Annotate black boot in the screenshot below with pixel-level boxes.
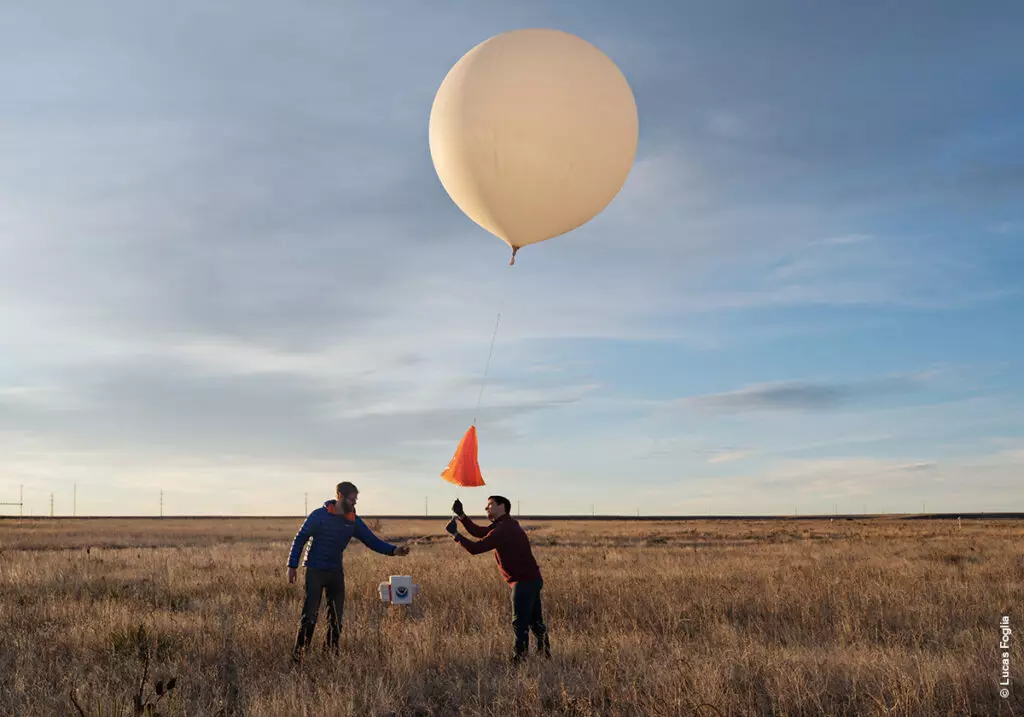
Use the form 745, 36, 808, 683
511, 636, 529, 666
534, 631, 551, 658
293, 623, 314, 664
325, 622, 341, 655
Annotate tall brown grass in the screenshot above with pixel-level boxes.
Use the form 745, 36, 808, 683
1, 517, 1021, 716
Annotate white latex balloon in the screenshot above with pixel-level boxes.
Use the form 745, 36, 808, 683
429, 28, 638, 263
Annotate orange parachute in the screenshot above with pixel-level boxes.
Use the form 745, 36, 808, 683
440, 425, 486, 487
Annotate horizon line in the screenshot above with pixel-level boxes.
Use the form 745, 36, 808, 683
1, 512, 1021, 521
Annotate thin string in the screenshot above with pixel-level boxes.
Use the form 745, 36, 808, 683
472, 307, 502, 426
472, 263, 512, 426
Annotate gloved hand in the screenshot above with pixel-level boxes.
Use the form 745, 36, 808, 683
445, 517, 460, 536
452, 498, 465, 516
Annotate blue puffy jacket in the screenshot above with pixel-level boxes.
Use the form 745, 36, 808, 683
287, 500, 397, 570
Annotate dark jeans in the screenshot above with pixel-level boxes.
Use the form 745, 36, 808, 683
511, 578, 549, 658
294, 568, 345, 654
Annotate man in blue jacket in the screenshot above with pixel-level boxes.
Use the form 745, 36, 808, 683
287, 481, 409, 661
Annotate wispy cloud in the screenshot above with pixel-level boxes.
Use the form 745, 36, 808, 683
674, 372, 935, 414
705, 449, 752, 464
657, 448, 1024, 514
990, 221, 1023, 235
812, 233, 874, 246
0, 385, 88, 411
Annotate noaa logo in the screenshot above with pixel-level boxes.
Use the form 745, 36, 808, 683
395, 586, 409, 599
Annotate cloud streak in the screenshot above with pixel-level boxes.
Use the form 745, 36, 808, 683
675, 373, 935, 414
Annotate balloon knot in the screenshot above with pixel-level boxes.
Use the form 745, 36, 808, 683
509, 246, 518, 266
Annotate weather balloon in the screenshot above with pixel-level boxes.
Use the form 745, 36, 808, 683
429, 28, 639, 264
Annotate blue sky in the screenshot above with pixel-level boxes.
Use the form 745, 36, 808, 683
1, 1, 1021, 516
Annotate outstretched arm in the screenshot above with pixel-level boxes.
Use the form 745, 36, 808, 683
287, 512, 318, 568
354, 517, 399, 556
453, 525, 504, 555
458, 515, 492, 538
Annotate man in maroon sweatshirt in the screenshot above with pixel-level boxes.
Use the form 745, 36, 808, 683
446, 495, 550, 663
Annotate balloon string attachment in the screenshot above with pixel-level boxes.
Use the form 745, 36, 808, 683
509, 246, 518, 266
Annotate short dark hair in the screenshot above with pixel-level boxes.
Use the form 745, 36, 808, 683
488, 495, 511, 515
336, 481, 358, 496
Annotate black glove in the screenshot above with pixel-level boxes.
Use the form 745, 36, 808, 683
452, 499, 464, 517
445, 517, 459, 536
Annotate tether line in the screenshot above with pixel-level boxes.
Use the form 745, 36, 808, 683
473, 302, 503, 426
472, 263, 513, 426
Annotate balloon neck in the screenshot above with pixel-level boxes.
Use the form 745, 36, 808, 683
509, 246, 519, 266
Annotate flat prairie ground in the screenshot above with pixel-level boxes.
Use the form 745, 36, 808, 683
1, 516, 1022, 716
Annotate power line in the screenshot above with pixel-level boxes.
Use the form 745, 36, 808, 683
0, 484, 24, 516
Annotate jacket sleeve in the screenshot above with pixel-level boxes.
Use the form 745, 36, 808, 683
454, 522, 504, 555
459, 515, 492, 538
354, 517, 398, 556
287, 512, 318, 568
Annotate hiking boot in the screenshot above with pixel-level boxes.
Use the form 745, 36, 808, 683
534, 632, 551, 658
510, 641, 529, 667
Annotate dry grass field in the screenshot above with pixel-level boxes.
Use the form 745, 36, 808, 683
1, 515, 1022, 716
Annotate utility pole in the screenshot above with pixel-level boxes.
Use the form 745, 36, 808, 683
518, 499, 521, 516
425, 496, 428, 517
74, 484, 77, 517
591, 502, 595, 517
50, 493, 54, 517
304, 492, 308, 515
160, 489, 164, 518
